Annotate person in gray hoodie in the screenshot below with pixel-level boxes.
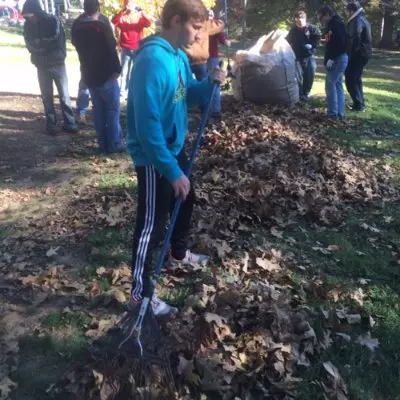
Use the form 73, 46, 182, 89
22, 0, 78, 135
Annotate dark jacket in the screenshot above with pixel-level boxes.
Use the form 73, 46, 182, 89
22, 0, 66, 68
324, 15, 347, 65
346, 9, 372, 61
71, 13, 122, 88
286, 24, 321, 60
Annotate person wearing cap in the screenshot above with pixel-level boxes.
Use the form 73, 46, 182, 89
22, 0, 78, 135
71, 0, 124, 153
112, 1, 152, 99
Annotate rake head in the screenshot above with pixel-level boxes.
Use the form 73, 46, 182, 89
93, 303, 177, 398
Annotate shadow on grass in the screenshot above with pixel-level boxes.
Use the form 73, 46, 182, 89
10, 334, 88, 400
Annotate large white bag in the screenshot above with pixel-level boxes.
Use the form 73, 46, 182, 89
232, 30, 299, 105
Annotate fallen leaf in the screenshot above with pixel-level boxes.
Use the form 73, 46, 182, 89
204, 312, 227, 327
96, 267, 107, 276
356, 333, 379, 351
255, 257, 281, 272
270, 227, 284, 239
46, 246, 60, 257
112, 289, 126, 304
346, 314, 362, 325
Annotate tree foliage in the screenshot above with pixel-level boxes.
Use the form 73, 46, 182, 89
100, 0, 216, 20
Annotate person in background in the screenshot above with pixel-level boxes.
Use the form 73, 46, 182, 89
208, 9, 230, 120
344, 1, 372, 112
317, 5, 348, 120
112, 1, 152, 99
286, 9, 321, 101
71, 0, 124, 153
126, 0, 225, 315
183, 9, 224, 81
22, 0, 78, 135
76, 78, 90, 124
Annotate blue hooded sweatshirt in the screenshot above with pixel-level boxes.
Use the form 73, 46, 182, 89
126, 35, 212, 183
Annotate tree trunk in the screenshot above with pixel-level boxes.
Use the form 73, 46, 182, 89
241, 0, 248, 43
379, 10, 395, 48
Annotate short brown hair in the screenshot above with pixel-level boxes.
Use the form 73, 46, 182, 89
295, 10, 306, 19
161, 0, 208, 29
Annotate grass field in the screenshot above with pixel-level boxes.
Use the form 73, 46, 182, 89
1, 26, 400, 399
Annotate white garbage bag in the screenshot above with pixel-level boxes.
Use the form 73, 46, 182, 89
232, 30, 299, 105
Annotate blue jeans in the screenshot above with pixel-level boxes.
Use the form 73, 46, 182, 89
120, 47, 135, 97
297, 56, 317, 98
37, 64, 76, 129
191, 63, 208, 81
207, 57, 221, 113
76, 78, 90, 117
325, 54, 349, 118
89, 79, 124, 153
345, 57, 368, 110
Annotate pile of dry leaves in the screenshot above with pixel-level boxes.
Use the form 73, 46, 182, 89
194, 97, 397, 230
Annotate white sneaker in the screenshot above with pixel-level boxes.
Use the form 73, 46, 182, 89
169, 250, 209, 266
151, 295, 178, 316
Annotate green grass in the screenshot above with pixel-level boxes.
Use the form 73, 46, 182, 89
0, 26, 80, 64
98, 171, 137, 191
87, 227, 131, 266
42, 310, 91, 330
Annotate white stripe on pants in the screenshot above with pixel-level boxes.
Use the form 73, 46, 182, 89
132, 166, 156, 300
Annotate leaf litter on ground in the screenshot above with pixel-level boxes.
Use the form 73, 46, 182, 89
1, 97, 398, 399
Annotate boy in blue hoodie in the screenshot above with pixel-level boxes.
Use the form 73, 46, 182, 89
127, 0, 225, 316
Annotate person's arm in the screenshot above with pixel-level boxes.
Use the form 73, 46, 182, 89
111, 11, 123, 28
330, 20, 347, 59
286, 28, 294, 47
207, 19, 225, 36
138, 12, 152, 28
70, 20, 77, 47
217, 32, 228, 46
309, 25, 321, 49
132, 56, 183, 183
182, 54, 213, 108
23, 24, 43, 54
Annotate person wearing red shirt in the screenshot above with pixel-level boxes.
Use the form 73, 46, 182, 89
112, 1, 152, 99
208, 10, 230, 120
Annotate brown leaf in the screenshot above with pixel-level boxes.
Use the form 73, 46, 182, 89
255, 257, 281, 272
204, 312, 227, 327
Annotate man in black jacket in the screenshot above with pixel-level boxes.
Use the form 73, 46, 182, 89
22, 0, 78, 135
287, 10, 321, 100
71, 0, 124, 153
318, 5, 348, 119
345, 1, 372, 112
